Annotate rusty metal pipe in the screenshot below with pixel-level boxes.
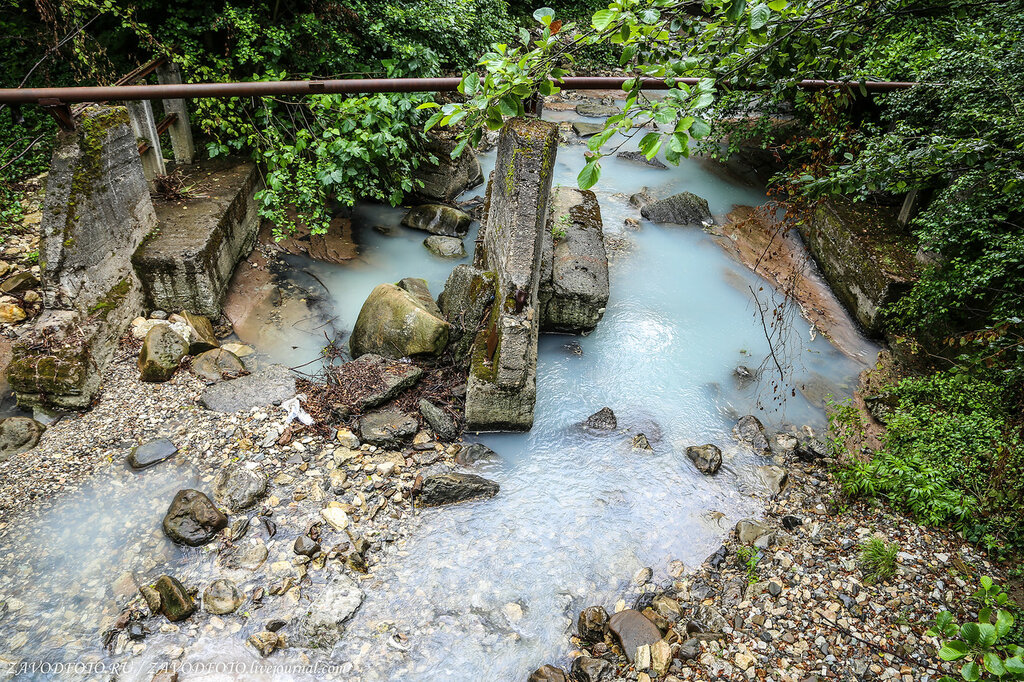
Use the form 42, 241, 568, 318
0, 76, 922, 105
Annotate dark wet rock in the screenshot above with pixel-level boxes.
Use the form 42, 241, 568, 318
293, 535, 320, 557
203, 578, 243, 615
162, 489, 228, 546
576, 101, 621, 117
686, 444, 722, 475
582, 407, 617, 431
248, 630, 283, 657
0, 416, 45, 460
349, 283, 450, 359
358, 408, 419, 448
572, 121, 605, 138
795, 436, 829, 461
735, 415, 771, 456
736, 519, 772, 546
455, 442, 498, 466
608, 608, 662, 663
782, 515, 803, 530
330, 354, 423, 411
128, 622, 146, 640
191, 348, 244, 382
176, 311, 219, 354
212, 465, 267, 511
266, 619, 286, 632
577, 605, 609, 642
200, 364, 296, 413
228, 516, 250, 541
128, 437, 177, 469
138, 325, 188, 382
616, 150, 667, 169
424, 235, 466, 259
757, 465, 789, 495
528, 665, 569, 682
289, 574, 364, 649
410, 137, 484, 203
570, 655, 613, 682
419, 399, 459, 441
402, 204, 472, 237
154, 575, 194, 622
417, 473, 499, 506
708, 544, 728, 569
640, 191, 713, 226
734, 365, 756, 383
678, 637, 701, 660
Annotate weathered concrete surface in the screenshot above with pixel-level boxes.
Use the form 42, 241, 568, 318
539, 187, 609, 334
799, 198, 919, 336
465, 118, 558, 432
438, 264, 496, 364
12, 105, 148, 409
133, 159, 262, 318
410, 137, 484, 203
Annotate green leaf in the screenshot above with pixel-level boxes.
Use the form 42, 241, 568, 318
979, 623, 998, 647
1004, 656, 1024, 674
592, 9, 616, 30
416, 102, 440, 110
939, 640, 969, 661
725, 0, 746, 22
981, 576, 994, 591
638, 132, 662, 160
690, 118, 711, 139
533, 7, 554, 25
768, 0, 786, 9
462, 72, 480, 97
749, 3, 770, 30
425, 111, 444, 131
983, 652, 1007, 677
997, 610, 1014, 637
578, 158, 601, 190
961, 661, 981, 682
961, 623, 982, 645
587, 127, 617, 151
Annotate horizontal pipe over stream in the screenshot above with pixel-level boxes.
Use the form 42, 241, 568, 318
0, 76, 923, 105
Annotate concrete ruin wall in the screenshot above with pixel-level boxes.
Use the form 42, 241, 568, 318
465, 118, 558, 431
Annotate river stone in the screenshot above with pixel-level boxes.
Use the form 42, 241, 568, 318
736, 415, 771, 455
224, 539, 268, 570
176, 311, 219, 354
571, 121, 605, 138
154, 575, 194, 622
576, 101, 621, 117
248, 630, 283, 657
686, 444, 722, 475
321, 506, 350, 531
349, 283, 450, 359
0, 302, 26, 323
736, 519, 772, 546
203, 578, 243, 615
757, 465, 789, 495
289, 574, 364, 649
577, 605, 609, 642
221, 342, 254, 358
411, 137, 484, 203
424, 235, 466, 258
417, 473, 499, 506
608, 609, 662, 663
0, 416, 45, 460
138, 324, 188, 382
330, 353, 423, 411
128, 437, 177, 469
200, 364, 296, 412
528, 665, 569, 682
570, 655, 613, 682
293, 535, 321, 557
212, 465, 267, 511
631, 433, 653, 451
358, 408, 418, 447
455, 442, 498, 466
640, 191, 713, 226
191, 348, 245, 382
419, 399, 458, 441
162, 489, 228, 546
396, 277, 443, 318
582, 407, 617, 431
617, 151, 668, 169
0, 272, 39, 294
402, 204, 472, 237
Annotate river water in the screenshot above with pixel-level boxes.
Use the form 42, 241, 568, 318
0, 117, 875, 680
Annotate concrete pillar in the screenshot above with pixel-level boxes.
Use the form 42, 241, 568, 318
897, 188, 919, 227
156, 61, 195, 165
126, 100, 166, 184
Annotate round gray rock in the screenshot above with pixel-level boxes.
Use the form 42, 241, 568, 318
128, 437, 177, 469
203, 578, 243, 615
686, 443, 722, 475
424, 235, 466, 259
212, 465, 267, 511
0, 416, 45, 460
192, 348, 245, 382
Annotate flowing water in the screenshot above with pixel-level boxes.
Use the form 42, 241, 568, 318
0, 119, 876, 680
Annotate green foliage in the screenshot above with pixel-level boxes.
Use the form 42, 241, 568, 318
858, 537, 899, 584
929, 578, 1024, 681
735, 545, 760, 584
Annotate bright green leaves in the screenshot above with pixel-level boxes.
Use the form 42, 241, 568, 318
638, 132, 662, 160
533, 7, 555, 26
749, 3, 771, 30
592, 9, 617, 31
578, 157, 601, 190
725, 0, 746, 22
939, 640, 970, 661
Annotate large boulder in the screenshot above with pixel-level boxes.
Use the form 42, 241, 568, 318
138, 324, 188, 382
437, 264, 495, 363
402, 204, 472, 237
608, 609, 662, 663
639, 191, 713, 226
200, 364, 296, 413
686, 444, 722, 475
0, 417, 45, 460
162, 489, 228, 546
289, 574, 364, 649
349, 283, 450, 359
410, 138, 484, 203
417, 473, 499, 506
212, 465, 267, 511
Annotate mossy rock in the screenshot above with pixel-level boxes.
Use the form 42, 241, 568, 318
349, 283, 450, 359
138, 324, 188, 382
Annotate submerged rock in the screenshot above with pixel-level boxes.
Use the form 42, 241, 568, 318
191, 348, 245, 382
608, 609, 662, 663
528, 665, 569, 682
0, 416, 45, 460
212, 465, 267, 511
402, 204, 472, 237
735, 415, 771, 456
162, 489, 228, 546
417, 473, 499, 506
127, 437, 177, 469
617, 150, 667, 169
582, 407, 617, 431
358, 408, 418, 448
631, 433, 653, 451
455, 442, 498, 466
154, 575, 194, 622
248, 630, 283, 657
349, 283, 450, 359
418, 399, 459, 441
203, 578, 243, 615
640, 191, 713, 226
686, 444, 722, 475
138, 325, 188, 382
575, 101, 621, 117
200, 364, 296, 413
577, 605, 609, 642
423, 235, 466, 258
289, 574, 364, 649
